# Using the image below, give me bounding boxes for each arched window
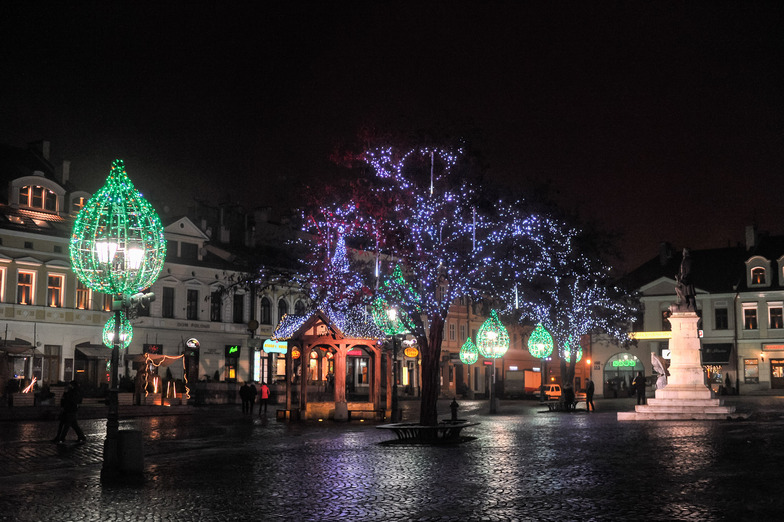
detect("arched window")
[752,267,766,285]
[20,185,57,211]
[260,297,272,324]
[278,299,289,324]
[295,299,306,315]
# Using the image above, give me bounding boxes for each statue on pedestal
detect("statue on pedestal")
[651,353,669,389]
[671,248,697,313]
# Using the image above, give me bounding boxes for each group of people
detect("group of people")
[239,381,270,416]
[52,380,86,445]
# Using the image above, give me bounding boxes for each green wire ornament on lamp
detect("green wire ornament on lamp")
[459,337,479,365]
[527,323,554,359]
[102,312,133,349]
[477,310,509,414]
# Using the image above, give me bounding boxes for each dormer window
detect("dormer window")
[20,185,57,212]
[752,267,767,285]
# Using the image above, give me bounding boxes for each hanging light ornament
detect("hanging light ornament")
[102,312,133,349]
[371,297,410,336]
[476,310,509,359]
[69,159,167,295]
[561,335,583,363]
[459,337,479,365]
[527,323,554,359]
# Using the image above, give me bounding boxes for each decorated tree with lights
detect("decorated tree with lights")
[504,221,639,392]
[304,146,553,425]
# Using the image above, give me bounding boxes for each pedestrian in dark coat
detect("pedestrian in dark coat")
[633,371,646,405]
[248,381,257,415]
[239,382,251,414]
[585,379,595,412]
[53,381,85,444]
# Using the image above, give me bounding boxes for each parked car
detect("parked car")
[535,384,562,400]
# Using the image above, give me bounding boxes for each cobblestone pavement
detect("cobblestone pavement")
[1,396,784,521]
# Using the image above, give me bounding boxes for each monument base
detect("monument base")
[618,384,740,421]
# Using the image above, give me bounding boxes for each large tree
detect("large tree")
[303,146,554,425]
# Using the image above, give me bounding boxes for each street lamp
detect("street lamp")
[477,310,509,414]
[371,297,410,422]
[69,159,166,481]
[527,323,554,402]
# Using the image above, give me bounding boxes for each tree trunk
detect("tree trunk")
[419,314,445,426]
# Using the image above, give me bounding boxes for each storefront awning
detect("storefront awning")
[0,339,43,355]
[75,344,113,359]
[702,344,732,365]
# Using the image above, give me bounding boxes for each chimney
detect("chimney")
[60,160,70,185]
[745,225,757,251]
[29,140,50,161]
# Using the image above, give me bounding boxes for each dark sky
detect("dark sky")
[2,2,783,272]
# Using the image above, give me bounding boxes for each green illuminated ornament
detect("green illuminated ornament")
[561,336,582,363]
[459,337,479,365]
[69,159,167,295]
[371,297,410,336]
[527,323,554,359]
[102,312,133,349]
[372,265,419,335]
[476,310,509,359]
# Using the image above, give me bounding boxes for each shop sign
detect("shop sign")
[186,338,200,349]
[612,359,636,367]
[292,348,301,359]
[346,349,364,356]
[144,344,163,355]
[404,347,419,358]
[263,339,287,354]
[225,345,240,357]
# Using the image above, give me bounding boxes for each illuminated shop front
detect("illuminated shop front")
[603,353,644,398]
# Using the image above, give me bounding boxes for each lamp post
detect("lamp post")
[477,310,509,414]
[387,308,401,422]
[69,160,166,481]
[371,297,410,423]
[527,324,554,402]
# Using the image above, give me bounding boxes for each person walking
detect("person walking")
[585,378,595,412]
[633,371,647,405]
[258,381,270,417]
[53,381,86,444]
[239,382,250,414]
[248,381,257,415]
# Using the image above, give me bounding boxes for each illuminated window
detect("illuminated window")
[17,271,35,305]
[260,297,271,324]
[47,274,64,307]
[743,304,758,330]
[769,302,783,329]
[744,358,759,384]
[73,196,86,212]
[0,267,5,302]
[185,289,198,320]
[752,267,766,285]
[102,293,112,312]
[20,185,57,212]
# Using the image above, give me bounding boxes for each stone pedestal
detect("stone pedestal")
[618,312,739,421]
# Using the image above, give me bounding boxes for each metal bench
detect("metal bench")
[377,420,479,443]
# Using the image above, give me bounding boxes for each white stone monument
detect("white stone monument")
[619,249,739,420]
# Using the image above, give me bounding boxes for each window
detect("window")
[20,185,57,211]
[769,302,783,329]
[233,293,244,323]
[53,245,62,253]
[47,274,64,307]
[460,324,467,341]
[260,297,272,324]
[714,307,728,330]
[17,271,34,305]
[73,196,86,212]
[449,323,456,341]
[744,358,759,384]
[743,304,758,330]
[186,289,199,320]
[24,242,33,249]
[278,299,288,324]
[210,291,222,322]
[751,267,766,285]
[180,242,198,260]
[162,287,175,318]
[661,310,671,331]
[295,300,306,315]
[102,293,113,312]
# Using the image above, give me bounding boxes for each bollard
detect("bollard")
[450,398,459,421]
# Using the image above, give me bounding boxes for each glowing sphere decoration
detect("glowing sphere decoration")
[561,336,582,363]
[477,310,509,359]
[69,159,167,295]
[527,323,554,359]
[102,312,132,349]
[459,337,479,365]
[371,296,411,336]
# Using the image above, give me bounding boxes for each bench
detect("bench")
[543,399,581,412]
[377,420,479,443]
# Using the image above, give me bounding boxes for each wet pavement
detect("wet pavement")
[1,395,784,521]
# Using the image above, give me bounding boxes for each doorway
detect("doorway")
[771,359,784,389]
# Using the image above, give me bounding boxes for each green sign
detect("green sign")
[612,359,637,367]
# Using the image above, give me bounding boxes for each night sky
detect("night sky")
[2,3,783,272]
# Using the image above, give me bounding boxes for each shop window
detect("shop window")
[47,274,64,307]
[0,267,6,303]
[744,358,759,384]
[260,297,271,324]
[714,307,728,330]
[162,287,175,318]
[186,289,199,320]
[17,271,35,305]
[743,305,758,330]
[770,303,783,329]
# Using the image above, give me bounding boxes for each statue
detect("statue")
[672,248,697,312]
[651,353,669,390]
